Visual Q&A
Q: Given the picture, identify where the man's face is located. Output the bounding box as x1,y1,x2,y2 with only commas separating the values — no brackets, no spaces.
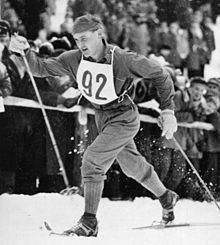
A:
207,83,220,97
205,101,217,115
0,34,10,47
169,22,179,34
193,10,203,24
73,29,102,59
190,83,207,101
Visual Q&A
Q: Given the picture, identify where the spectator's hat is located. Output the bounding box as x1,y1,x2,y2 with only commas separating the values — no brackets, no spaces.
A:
207,77,220,88
0,20,11,37
72,14,104,34
190,76,207,87
39,42,54,58
51,37,71,51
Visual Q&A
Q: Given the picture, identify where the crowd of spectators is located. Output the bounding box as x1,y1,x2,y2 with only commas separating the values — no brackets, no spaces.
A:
0,0,220,202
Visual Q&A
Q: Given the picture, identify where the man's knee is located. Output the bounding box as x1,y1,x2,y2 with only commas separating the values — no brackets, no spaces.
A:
120,161,154,183
81,158,106,183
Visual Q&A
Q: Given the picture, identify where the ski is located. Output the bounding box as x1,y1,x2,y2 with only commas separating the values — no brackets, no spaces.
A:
132,221,220,230
132,221,190,230
44,221,67,236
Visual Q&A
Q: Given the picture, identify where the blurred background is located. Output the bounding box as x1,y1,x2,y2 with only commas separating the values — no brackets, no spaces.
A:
1,0,220,203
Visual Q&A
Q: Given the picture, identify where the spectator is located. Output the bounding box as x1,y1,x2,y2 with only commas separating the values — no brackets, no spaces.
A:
35,28,48,45
201,14,216,63
106,14,127,47
158,21,182,69
176,28,190,71
201,95,220,196
60,15,74,34
157,21,169,52
0,19,17,194
174,70,188,91
0,19,11,47
174,77,207,160
186,9,214,78
1,0,20,33
157,44,172,64
173,76,208,199
0,43,12,99
123,13,150,56
206,77,220,100
0,20,46,194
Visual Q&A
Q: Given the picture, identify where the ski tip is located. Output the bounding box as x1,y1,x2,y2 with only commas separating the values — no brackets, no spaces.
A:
44,221,52,231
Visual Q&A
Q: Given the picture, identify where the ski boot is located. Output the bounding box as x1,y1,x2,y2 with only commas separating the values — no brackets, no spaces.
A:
63,214,98,237
159,189,179,224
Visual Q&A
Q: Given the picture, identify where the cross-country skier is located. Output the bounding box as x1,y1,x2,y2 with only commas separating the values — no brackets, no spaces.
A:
9,13,179,237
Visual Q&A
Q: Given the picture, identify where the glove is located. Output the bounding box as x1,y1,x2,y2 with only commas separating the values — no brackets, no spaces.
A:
158,109,177,140
9,34,30,55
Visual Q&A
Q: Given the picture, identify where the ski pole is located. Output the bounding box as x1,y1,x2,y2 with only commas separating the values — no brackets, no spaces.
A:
173,136,220,211
21,53,76,195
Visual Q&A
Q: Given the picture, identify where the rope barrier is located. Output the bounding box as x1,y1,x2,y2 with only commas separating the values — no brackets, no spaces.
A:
4,96,215,131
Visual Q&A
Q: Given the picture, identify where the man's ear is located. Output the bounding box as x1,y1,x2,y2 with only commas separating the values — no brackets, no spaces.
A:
97,29,103,38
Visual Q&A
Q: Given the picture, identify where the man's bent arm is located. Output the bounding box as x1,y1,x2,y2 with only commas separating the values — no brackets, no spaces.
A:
125,52,175,111
25,49,72,78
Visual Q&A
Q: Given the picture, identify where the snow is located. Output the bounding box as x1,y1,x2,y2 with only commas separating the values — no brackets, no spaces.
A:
0,193,220,245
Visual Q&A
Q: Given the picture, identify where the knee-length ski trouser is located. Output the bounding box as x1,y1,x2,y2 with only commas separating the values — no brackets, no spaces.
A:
81,104,165,196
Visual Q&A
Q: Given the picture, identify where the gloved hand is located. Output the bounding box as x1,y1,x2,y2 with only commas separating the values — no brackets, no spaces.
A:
9,34,30,55
157,109,177,140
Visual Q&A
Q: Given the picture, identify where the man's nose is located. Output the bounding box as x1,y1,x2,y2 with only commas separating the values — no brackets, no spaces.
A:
77,42,84,49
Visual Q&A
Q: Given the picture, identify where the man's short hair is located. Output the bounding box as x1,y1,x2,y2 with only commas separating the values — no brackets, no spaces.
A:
190,76,207,87
72,14,104,34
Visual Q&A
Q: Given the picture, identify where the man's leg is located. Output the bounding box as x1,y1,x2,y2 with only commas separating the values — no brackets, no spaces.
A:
117,140,166,196
64,113,139,236
117,140,179,223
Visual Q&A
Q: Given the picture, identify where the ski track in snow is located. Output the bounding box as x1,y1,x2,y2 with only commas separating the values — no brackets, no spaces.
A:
0,193,220,245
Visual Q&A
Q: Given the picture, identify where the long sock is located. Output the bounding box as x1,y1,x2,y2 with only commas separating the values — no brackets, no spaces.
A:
141,170,167,198
84,181,104,215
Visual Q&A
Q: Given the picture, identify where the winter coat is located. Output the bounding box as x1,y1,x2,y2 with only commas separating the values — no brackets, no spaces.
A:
203,112,220,152
162,88,205,159
186,24,215,70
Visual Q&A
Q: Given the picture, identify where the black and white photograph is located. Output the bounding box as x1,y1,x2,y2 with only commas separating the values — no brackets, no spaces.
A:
0,0,220,244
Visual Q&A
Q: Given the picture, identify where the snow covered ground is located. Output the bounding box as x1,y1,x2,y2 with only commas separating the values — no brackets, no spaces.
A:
0,193,220,245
